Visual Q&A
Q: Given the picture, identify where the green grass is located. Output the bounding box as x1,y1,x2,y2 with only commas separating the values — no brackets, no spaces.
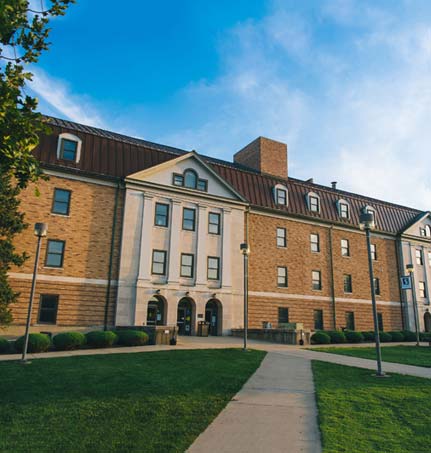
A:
311,345,431,367
313,361,431,453
0,349,265,452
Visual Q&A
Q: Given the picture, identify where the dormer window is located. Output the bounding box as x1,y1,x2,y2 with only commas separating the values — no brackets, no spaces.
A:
337,199,350,219
426,225,431,237
273,184,288,206
307,192,320,213
172,169,208,192
363,205,376,224
57,133,82,163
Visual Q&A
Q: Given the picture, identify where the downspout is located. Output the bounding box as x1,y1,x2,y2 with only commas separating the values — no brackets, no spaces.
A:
395,236,406,330
328,226,337,329
104,180,121,330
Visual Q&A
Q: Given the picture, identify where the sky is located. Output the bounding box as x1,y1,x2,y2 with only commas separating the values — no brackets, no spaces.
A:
23,0,431,209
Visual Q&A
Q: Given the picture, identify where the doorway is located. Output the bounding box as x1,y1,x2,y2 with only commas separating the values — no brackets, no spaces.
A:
177,298,195,335
424,311,431,332
205,299,222,336
146,295,166,326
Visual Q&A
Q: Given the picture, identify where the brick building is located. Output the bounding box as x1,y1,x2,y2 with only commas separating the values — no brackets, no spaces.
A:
6,116,430,335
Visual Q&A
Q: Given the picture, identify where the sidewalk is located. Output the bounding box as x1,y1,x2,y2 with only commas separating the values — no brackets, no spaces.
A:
187,352,322,453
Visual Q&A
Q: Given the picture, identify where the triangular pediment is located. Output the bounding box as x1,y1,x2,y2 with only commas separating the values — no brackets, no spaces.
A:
402,211,431,238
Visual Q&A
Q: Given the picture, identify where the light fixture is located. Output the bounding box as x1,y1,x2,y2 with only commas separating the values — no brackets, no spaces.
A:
34,223,48,237
359,212,375,231
240,242,250,255
155,289,161,294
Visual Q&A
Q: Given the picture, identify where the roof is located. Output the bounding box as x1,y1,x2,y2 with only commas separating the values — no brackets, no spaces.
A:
34,115,423,235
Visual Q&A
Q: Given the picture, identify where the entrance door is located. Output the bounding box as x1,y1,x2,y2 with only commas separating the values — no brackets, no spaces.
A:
425,312,431,332
147,296,165,326
205,300,220,336
177,298,193,335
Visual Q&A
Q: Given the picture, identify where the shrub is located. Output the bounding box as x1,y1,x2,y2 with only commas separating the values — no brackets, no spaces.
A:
420,332,431,342
362,331,375,342
85,330,117,348
388,331,404,342
53,332,86,351
345,331,364,343
15,333,51,353
402,331,417,342
116,330,149,347
0,337,11,354
326,330,346,344
379,332,392,343
311,331,331,345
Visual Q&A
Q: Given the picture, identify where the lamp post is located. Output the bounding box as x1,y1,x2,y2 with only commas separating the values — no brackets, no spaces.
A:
240,243,250,351
359,213,385,377
406,264,420,346
21,223,48,363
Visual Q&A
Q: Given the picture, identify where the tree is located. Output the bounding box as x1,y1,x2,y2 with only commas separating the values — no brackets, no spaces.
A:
0,0,74,324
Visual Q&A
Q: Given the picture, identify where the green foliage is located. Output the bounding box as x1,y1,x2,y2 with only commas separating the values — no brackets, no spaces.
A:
402,330,417,342
361,331,375,341
116,330,149,347
14,333,51,353
0,0,74,325
85,331,117,348
0,336,11,353
344,330,364,343
326,330,346,344
419,332,431,342
311,331,331,344
379,331,392,342
53,331,86,351
389,331,405,342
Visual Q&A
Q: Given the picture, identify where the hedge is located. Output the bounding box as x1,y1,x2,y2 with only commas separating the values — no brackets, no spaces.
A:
402,331,417,342
345,331,364,343
388,331,405,342
53,332,86,351
311,331,331,345
362,331,375,342
15,333,51,353
0,337,11,354
116,330,149,347
85,330,117,348
379,332,392,342
420,332,431,342
326,330,346,344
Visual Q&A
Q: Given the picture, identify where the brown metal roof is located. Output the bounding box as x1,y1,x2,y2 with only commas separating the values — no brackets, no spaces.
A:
35,116,422,235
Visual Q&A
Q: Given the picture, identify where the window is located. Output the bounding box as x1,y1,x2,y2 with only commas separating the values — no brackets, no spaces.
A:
341,239,350,257
38,295,59,324
310,233,320,252
314,309,324,330
151,250,167,275
370,244,377,261
377,313,384,331
180,253,194,278
197,179,208,191
57,133,82,162
173,169,208,191
312,270,322,290
343,274,352,293
278,307,289,324
416,249,423,265
154,203,169,227
419,281,427,298
426,225,431,237
208,212,221,235
276,227,287,247
345,312,355,330
420,228,426,237
276,188,287,205
373,278,381,296
52,189,71,215
428,251,431,267
309,195,320,213
277,266,288,287
173,174,183,186
339,202,349,219
182,208,196,231
184,169,198,189
207,257,220,280
45,240,65,268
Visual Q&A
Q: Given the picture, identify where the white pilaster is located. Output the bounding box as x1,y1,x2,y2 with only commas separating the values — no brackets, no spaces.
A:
222,208,232,288
196,205,208,285
168,199,182,284
137,194,154,281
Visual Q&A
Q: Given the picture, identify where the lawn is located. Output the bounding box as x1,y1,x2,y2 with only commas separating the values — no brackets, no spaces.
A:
312,345,431,367
0,349,265,452
312,361,431,453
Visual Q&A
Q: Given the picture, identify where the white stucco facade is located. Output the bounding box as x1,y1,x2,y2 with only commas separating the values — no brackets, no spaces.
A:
115,153,247,335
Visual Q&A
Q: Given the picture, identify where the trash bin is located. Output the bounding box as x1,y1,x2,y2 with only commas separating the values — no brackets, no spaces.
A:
197,321,209,337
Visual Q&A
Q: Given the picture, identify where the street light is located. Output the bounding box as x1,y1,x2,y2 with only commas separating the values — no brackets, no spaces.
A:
359,212,385,377
21,223,48,364
240,242,250,351
406,264,420,346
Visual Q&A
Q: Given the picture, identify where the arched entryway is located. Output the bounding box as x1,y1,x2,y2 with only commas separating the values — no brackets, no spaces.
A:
147,295,167,326
424,311,431,332
177,297,195,335
205,299,222,336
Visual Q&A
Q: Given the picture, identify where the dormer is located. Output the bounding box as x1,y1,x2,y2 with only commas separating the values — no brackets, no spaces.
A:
172,168,208,192
273,184,288,206
57,133,82,163
337,199,350,219
363,205,377,225
306,192,320,213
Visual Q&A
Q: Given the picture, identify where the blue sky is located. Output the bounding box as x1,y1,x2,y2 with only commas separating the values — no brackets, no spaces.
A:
26,0,431,209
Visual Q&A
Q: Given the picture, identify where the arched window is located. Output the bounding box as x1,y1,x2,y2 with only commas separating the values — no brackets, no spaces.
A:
337,199,350,219
273,184,288,206
426,225,431,237
307,192,320,213
56,133,82,163
172,169,208,191
184,169,198,189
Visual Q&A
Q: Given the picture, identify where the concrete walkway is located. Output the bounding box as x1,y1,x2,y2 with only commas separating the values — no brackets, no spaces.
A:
187,352,321,453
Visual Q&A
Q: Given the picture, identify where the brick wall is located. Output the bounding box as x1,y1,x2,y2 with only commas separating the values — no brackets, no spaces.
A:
8,173,123,328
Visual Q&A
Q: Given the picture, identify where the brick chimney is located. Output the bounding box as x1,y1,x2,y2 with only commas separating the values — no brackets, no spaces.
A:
234,136,288,179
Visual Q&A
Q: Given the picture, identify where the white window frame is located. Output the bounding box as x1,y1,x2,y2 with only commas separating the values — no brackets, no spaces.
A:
57,133,82,163
341,239,350,257
276,227,287,248
310,233,320,253
337,199,350,219
273,184,288,206
307,192,320,213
